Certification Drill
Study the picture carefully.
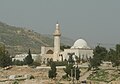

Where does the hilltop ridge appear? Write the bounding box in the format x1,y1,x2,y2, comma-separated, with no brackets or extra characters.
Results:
0,21,74,54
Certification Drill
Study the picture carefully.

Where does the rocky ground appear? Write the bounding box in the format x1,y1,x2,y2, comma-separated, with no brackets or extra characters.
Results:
0,66,120,84
0,66,51,84
0,66,89,84
0,66,70,84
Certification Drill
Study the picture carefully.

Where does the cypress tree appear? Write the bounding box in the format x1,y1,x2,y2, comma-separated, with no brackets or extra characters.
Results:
48,59,57,79
24,49,33,65
0,44,12,67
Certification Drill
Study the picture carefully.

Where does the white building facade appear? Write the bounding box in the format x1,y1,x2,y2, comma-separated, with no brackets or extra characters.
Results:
12,54,40,61
61,39,93,61
41,23,93,63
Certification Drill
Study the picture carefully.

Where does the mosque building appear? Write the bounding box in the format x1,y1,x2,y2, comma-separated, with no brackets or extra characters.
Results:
41,23,93,63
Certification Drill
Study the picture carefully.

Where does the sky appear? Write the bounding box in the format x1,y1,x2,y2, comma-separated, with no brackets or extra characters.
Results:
0,0,120,47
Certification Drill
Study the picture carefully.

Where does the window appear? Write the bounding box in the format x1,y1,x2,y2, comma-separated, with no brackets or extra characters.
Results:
46,50,53,54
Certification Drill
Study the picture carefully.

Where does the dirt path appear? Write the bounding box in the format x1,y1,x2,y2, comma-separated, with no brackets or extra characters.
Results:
80,71,92,81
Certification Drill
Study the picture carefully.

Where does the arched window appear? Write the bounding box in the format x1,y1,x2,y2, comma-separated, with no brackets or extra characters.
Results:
46,50,53,54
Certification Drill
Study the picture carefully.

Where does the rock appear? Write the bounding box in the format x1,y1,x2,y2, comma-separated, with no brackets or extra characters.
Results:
9,75,16,80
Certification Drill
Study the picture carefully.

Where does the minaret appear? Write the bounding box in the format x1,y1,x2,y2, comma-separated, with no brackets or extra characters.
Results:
53,22,61,61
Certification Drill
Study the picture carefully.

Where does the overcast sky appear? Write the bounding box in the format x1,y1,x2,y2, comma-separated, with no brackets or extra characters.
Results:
0,0,120,47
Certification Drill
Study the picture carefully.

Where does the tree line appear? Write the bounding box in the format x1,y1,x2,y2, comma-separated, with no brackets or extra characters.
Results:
89,44,120,70
0,44,33,67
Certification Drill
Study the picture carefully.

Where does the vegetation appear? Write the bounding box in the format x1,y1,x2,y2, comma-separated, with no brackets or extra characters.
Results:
12,59,24,66
68,53,75,64
88,69,120,83
63,64,80,80
89,44,120,70
75,66,80,80
60,45,71,51
0,44,12,67
74,55,81,64
88,70,109,82
24,49,33,65
89,46,108,69
48,59,57,79
12,55,40,66
63,54,80,81
12,80,19,84
63,63,74,78
111,44,120,69
0,21,53,54
0,21,73,54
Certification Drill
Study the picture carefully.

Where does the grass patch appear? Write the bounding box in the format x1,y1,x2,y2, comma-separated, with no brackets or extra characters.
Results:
88,69,120,83
87,69,110,83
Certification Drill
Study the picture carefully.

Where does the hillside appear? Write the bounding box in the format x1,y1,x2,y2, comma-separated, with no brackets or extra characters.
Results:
0,21,73,54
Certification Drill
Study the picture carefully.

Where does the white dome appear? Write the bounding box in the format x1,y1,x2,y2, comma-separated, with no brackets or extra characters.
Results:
71,39,89,49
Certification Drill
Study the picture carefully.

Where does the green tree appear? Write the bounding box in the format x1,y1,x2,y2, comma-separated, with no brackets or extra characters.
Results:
12,59,24,66
62,53,75,78
75,66,80,81
108,49,116,62
93,46,108,61
75,55,81,64
24,49,33,65
89,45,108,69
68,53,75,64
112,44,120,69
63,64,81,83
63,63,74,77
89,57,101,69
48,60,57,79
0,44,12,67
48,70,53,79
60,45,71,51
89,44,120,70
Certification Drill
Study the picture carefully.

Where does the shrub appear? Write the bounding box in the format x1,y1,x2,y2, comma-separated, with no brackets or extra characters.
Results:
12,59,24,66
12,80,19,84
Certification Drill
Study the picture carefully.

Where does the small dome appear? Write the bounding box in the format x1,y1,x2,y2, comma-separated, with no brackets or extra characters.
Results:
71,39,89,49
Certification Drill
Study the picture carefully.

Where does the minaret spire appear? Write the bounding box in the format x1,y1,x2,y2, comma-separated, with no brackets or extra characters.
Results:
54,22,61,36
53,22,61,61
